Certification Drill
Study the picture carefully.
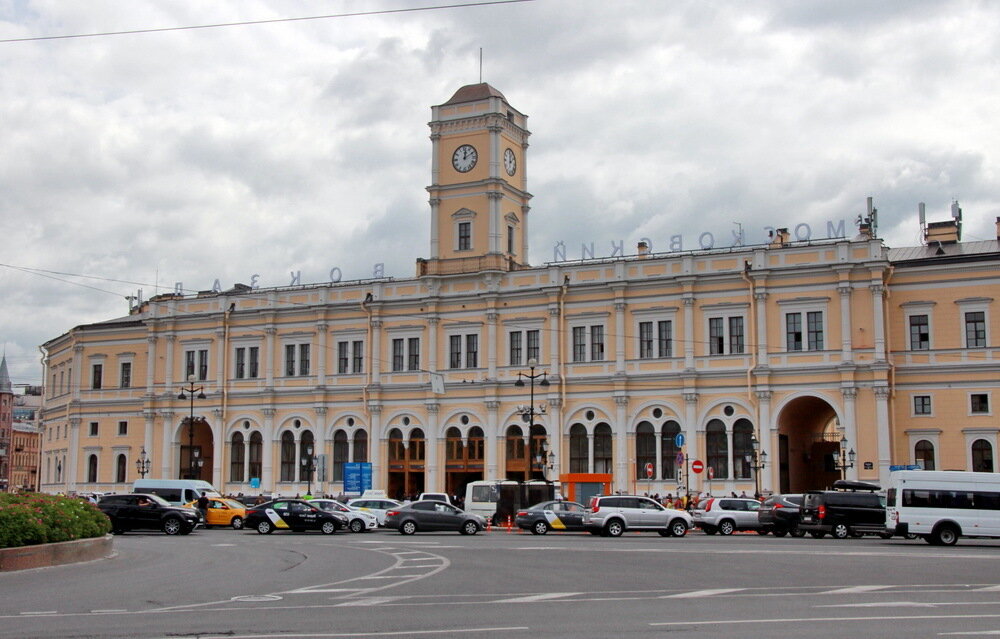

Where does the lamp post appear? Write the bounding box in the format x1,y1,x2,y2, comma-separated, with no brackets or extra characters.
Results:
834,436,856,480
534,439,556,481
135,447,151,479
177,375,206,480
748,435,768,498
301,445,315,497
514,358,551,480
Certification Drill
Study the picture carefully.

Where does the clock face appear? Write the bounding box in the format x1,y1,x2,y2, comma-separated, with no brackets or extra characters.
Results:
504,148,517,176
452,144,478,173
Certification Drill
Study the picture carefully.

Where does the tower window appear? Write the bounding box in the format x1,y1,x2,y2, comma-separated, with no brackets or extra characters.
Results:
507,225,514,255
458,222,471,251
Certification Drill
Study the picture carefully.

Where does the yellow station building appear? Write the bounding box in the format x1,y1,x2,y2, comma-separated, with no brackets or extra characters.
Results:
39,84,1000,500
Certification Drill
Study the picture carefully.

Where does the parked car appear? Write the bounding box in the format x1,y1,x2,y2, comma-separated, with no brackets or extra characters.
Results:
346,497,403,526
418,492,452,505
182,497,247,529
384,500,485,535
799,480,891,539
310,499,378,532
691,497,765,535
515,500,587,535
99,493,202,535
757,494,805,537
583,495,692,537
244,499,348,535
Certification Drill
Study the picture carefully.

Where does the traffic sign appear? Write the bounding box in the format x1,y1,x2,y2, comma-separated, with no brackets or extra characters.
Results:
645,462,654,479
676,452,685,466
708,466,715,479
691,459,705,474
675,433,685,448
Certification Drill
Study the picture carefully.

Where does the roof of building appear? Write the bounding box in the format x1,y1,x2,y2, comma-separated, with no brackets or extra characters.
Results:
888,239,1000,264
0,355,11,394
441,83,508,106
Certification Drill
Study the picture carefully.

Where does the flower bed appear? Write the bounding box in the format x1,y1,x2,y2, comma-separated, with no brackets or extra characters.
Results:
0,492,111,549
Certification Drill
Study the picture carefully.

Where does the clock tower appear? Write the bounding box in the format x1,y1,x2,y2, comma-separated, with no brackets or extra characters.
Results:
420,83,531,275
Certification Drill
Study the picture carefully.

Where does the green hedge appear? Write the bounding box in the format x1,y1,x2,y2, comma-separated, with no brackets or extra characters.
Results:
0,493,111,549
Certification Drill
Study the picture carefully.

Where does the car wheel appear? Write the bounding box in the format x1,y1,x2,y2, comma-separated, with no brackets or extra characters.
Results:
400,520,417,535
349,519,365,533
461,521,479,536
532,520,549,535
831,523,850,539
757,529,769,536
718,520,735,536
905,533,918,540
791,528,806,538
256,520,273,535
773,529,788,538
321,521,337,535
162,517,183,536
932,524,959,546
231,516,244,530
669,519,688,537
605,520,624,537
809,531,825,539
703,526,717,535
878,532,893,540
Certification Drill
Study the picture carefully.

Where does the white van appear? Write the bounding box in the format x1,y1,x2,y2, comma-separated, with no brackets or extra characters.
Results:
132,479,221,506
886,470,1000,545
464,480,517,522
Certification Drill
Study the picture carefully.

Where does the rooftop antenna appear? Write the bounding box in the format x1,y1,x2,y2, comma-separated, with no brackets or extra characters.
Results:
479,48,483,83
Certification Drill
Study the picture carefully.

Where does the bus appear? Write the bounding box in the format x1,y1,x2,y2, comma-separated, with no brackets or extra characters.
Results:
464,480,556,525
885,470,1000,546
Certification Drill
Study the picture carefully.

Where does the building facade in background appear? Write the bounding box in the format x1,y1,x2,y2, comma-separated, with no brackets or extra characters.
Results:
38,84,1000,500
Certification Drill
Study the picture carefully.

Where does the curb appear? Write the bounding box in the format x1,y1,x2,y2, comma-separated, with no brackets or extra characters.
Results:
0,534,114,573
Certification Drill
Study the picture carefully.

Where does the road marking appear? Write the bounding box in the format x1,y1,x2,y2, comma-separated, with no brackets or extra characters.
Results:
939,631,1000,636
494,592,580,603
90,609,127,613
651,614,1000,627
980,586,1000,592
211,543,236,547
663,588,745,599
335,597,398,607
287,589,364,594
167,628,530,638
817,601,937,608
821,585,893,595
20,611,57,615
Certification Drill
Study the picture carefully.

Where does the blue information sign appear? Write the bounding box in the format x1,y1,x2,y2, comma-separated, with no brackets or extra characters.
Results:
249,477,260,489
675,433,685,448
344,462,373,494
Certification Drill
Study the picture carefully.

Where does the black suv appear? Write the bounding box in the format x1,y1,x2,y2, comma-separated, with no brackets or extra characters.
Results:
99,493,203,535
799,481,890,539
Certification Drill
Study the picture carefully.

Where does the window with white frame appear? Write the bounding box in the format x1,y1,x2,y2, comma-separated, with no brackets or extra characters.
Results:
707,315,746,355
448,332,480,369
283,342,311,377
337,340,364,374
119,361,132,388
508,328,540,366
457,221,472,251
89,421,98,436
91,363,103,389
234,345,260,379
569,322,606,363
184,348,209,381
913,395,931,416
908,314,930,350
785,311,824,351
971,393,990,415
965,311,987,348
118,420,128,436
638,320,672,359
390,337,420,372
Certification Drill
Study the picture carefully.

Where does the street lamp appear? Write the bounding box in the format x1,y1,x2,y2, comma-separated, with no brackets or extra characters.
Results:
534,439,556,481
301,445,315,497
177,375,206,480
748,435,768,498
514,358,551,480
135,447,151,479
834,436,856,480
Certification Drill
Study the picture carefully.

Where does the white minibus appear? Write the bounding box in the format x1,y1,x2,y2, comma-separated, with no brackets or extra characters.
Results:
132,479,221,506
886,470,1000,545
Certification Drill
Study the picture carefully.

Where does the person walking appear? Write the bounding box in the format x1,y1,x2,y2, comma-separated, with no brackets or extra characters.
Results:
196,493,210,520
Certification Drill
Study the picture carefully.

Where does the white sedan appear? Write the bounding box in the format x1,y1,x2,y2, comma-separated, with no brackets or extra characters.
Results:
346,498,403,526
310,499,378,533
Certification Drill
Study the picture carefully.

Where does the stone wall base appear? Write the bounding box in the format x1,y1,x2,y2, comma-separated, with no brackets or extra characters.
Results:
0,535,114,572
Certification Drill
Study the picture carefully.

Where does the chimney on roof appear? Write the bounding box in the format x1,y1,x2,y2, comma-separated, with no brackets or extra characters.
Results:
769,228,789,247
637,240,650,258
923,200,963,245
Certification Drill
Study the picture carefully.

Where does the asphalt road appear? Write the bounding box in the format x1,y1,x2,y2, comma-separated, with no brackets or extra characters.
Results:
4,527,1000,638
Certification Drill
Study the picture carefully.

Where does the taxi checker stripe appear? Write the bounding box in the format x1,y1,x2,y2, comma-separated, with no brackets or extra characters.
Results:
545,512,567,530
265,508,290,529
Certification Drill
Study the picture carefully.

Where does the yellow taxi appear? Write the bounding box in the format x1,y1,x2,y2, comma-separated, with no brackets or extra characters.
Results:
184,497,248,529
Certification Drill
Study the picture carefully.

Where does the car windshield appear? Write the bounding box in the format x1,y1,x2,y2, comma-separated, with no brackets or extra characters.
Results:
146,494,171,506
224,500,245,509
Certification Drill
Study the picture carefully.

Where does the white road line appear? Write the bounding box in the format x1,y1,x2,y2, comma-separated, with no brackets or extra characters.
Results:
651,613,1000,627
90,609,128,613
287,589,365,594
493,592,580,603
939,631,1000,635
980,586,1000,592
20,611,57,615
335,597,399,607
663,588,745,599
819,602,1000,609
167,628,530,639
821,585,893,595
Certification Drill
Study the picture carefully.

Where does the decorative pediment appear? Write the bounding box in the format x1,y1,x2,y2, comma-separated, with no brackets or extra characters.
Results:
504,212,520,225
452,208,477,220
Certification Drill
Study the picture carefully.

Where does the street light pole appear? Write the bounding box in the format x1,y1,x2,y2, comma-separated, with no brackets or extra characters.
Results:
514,358,551,481
177,375,206,480
834,435,856,480
135,447,151,479
749,435,768,498
301,445,315,497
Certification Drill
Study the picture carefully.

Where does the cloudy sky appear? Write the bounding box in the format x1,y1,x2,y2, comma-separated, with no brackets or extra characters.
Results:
1,0,998,386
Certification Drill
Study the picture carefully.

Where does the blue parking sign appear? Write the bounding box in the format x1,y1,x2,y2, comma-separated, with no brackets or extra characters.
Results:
675,433,685,448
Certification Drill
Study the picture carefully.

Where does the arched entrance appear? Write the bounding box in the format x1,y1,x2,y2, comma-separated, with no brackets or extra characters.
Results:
776,396,841,492
179,416,213,481
386,428,425,500
445,426,484,497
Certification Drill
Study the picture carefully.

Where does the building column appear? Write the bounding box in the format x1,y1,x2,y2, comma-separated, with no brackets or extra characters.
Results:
428,318,439,372
368,404,382,490
756,391,773,492
683,295,695,369
264,326,276,389
159,411,174,479
726,424,735,484
67,418,80,491
370,318,382,383
587,432,595,474
212,408,224,488
426,403,440,492
145,335,158,394
486,309,498,380
839,283,853,361
316,322,328,387
164,335,176,394
488,190,503,254
684,392,698,492
215,329,226,391
841,387,859,481
486,401,500,481
262,408,275,490
614,300,626,375
548,398,562,478
143,410,155,473
871,282,886,361
71,345,83,401
755,291,768,363
614,395,628,492
874,386,891,485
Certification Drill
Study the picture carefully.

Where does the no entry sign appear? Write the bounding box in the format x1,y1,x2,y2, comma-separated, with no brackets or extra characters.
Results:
645,462,654,478
691,459,705,474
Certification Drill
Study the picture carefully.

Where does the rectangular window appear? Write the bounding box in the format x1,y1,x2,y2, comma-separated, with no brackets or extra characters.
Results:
729,317,745,354
248,347,259,378
526,329,540,362
235,347,246,379
407,337,420,371
510,331,523,366
971,393,990,414
658,320,672,357
590,325,605,361
89,421,98,436
909,314,930,350
710,318,724,355
639,321,653,359
91,364,103,389
450,335,462,369
392,338,404,372
507,225,514,255
966,311,986,347
572,326,587,362
118,420,128,436
807,311,824,351
448,334,478,369
786,314,803,351
298,344,310,376
466,334,478,368
285,344,296,376
914,395,931,415
186,350,196,379
352,341,364,373
458,221,471,251
186,349,208,380
337,342,349,374
119,362,131,389
198,349,208,380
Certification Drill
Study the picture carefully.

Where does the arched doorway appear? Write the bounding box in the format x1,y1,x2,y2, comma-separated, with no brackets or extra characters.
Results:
179,416,213,481
505,425,528,481
386,428,425,500
776,396,841,492
445,426,484,497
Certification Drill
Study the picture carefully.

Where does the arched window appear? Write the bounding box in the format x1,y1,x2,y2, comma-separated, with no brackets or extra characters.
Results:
300,430,315,482
594,423,612,474
468,426,484,462
706,419,728,480
230,432,245,482
333,431,349,481
248,432,262,481
660,421,680,480
506,425,525,462
635,422,656,480
972,439,994,472
409,429,425,461
388,428,404,462
732,419,754,480
570,424,588,473
115,454,127,483
280,431,296,482
353,430,368,463
915,440,935,470
87,454,98,483
446,427,464,462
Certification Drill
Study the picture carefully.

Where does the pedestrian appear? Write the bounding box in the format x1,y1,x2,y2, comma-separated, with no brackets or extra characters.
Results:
196,493,210,519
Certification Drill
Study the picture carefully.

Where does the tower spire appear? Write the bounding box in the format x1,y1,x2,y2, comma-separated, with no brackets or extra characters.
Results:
0,355,11,394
